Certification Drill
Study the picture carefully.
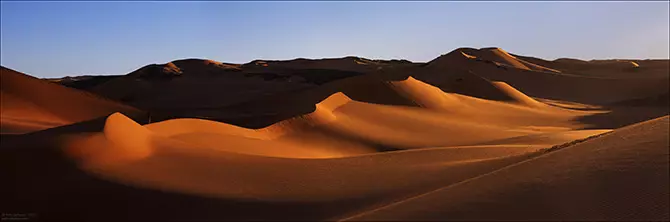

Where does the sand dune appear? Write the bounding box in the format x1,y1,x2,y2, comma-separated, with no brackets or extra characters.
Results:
72,74,603,159
514,54,669,79
0,67,142,134
215,69,574,129
343,116,669,221
447,47,560,73
421,48,668,105
116,86,599,158
2,47,668,221
241,56,395,73
489,81,548,108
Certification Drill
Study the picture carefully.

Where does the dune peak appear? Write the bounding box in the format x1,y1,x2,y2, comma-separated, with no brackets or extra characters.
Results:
102,112,154,161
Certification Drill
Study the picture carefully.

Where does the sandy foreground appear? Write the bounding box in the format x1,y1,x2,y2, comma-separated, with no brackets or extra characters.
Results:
1,48,668,221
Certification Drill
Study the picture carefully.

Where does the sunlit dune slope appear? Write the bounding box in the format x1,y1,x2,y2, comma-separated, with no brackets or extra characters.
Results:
216,69,568,129
48,111,607,220
0,66,142,134
79,74,603,160
344,115,669,221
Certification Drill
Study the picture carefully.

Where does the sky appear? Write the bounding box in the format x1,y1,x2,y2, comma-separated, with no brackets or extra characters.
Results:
1,1,669,78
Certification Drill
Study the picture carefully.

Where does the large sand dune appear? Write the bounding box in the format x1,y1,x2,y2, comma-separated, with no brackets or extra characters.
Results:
344,116,669,221
0,66,142,134
418,47,668,105
2,47,668,221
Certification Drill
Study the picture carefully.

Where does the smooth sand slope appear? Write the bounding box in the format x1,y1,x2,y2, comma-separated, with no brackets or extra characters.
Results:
344,116,669,221
0,67,142,134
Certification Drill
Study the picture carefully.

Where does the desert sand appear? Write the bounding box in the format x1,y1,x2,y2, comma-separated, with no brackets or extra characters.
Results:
1,47,668,221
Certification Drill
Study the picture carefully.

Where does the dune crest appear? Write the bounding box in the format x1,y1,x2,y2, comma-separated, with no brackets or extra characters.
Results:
387,76,462,110
102,113,154,160
489,81,547,108
261,92,351,135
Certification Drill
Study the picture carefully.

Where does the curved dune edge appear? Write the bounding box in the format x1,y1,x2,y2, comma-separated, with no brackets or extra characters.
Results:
489,81,548,108
103,113,154,161
488,47,531,70
446,47,560,73
261,92,351,135
484,48,561,73
369,73,563,112
386,76,463,110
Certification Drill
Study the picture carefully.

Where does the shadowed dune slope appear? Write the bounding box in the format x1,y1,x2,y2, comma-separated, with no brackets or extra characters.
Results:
90,59,320,113
513,54,670,79
344,115,669,221
418,48,668,105
0,67,142,134
240,56,408,73
611,92,670,107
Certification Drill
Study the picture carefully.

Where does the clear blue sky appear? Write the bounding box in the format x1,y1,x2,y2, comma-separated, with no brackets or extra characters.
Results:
1,1,669,78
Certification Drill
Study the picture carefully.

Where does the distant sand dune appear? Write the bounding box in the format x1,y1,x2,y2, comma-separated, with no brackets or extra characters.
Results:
421,48,668,104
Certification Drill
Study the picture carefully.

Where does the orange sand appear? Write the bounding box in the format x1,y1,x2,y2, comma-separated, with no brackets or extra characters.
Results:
1,47,668,221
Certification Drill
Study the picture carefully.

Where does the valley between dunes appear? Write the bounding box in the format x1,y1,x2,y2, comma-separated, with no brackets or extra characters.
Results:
1,47,668,221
